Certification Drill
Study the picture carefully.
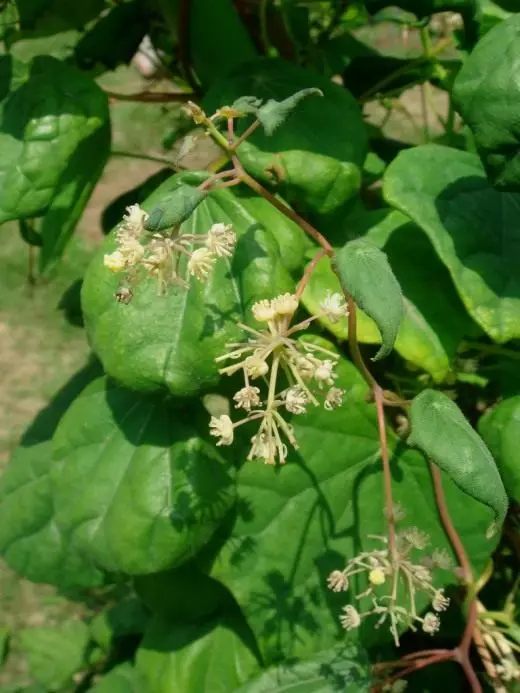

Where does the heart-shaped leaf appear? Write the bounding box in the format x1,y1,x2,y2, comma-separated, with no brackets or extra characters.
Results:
479,396,520,503
82,173,296,397
408,389,508,529
384,144,520,342
336,238,404,360
204,58,366,216
50,377,236,575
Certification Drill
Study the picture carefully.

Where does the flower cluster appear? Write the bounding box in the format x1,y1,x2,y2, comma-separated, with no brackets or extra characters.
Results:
103,204,236,296
209,292,349,465
327,526,453,646
478,604,520,688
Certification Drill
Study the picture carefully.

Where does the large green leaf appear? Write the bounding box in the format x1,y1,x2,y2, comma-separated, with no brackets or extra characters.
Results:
136,612,260,693
408,389,508,529
19,621,89,691
234,643,370,693
204,58,367,216
453,13,520,189
302,211,473,381
82,173,296,397
0,362,104,589
202,357,497,662
479,396,520,503
0,55,110,263
336,238,404,360
88,663,139,693
51,377,236,575
384,144,520,343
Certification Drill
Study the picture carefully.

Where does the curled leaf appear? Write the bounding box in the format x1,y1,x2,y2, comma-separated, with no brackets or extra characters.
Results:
144,185,208,232
257,88,323,135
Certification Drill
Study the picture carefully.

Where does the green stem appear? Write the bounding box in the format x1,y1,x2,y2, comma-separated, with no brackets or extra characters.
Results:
461,340,520,361
111,150,178,168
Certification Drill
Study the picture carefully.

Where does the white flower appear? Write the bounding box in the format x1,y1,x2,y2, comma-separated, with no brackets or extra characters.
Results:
313,359,336,385
284,386,309,415
422,612,440,635
412,565,432,585
320,291,348,322
248,432,272,463
401,527,430,550
432,590,450,612
252,299,276,323
496,658,520,682
369,568,386,586
327,570,348,592
292,355,315,380
340,605,361,631
121,204,148,236
119,237,145,266
233,386,261,411
188,247,215,281
324,387,344,410
271,293,298,316
431,548,452,570
209,415,234,446
104,250,126,272
244,356,269,379
206,223,236,257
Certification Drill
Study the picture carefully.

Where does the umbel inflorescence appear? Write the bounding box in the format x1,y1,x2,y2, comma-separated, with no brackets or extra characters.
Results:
328,521,453,647
104,204,236,296
209,291,349,465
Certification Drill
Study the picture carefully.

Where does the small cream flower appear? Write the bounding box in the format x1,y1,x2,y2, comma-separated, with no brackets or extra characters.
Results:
324,387,344,410
401,527,430,550
271,293,298,316
496,659,520,682
292,355,315,380
432,590,450,612
233,386,261,411
209,415,234,446
206,223,236,257
422,612,440,634
369,568,386,586
104,250,126,272
340,605,361,631
314,359,336,385
184,101,207,124
284,386,309,415
320,291,348,322
252,299,276,323
248,432,271,462
327,570,348,592
244,356,269,379
121,204,147,236
119,237,145,266
187,247,215,281
431,548,452,570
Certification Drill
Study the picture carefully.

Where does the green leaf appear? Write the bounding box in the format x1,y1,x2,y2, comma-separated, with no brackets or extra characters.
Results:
0,55,110,263
0,362,105,589
145,185,208,232
203,357,498,661
0,628,9,669
82,172,295,397
134,561,231,623
408,389,508,529
90,598,150,652
479,396,520,503
256,88,323,136
234,643,370,692
19,620,89,691
453,13,520,189
302,210,474,381
204,58,366,216
384,144,520,343
88,663,139,693
336,238,404,360
135,612,260,693
14,0,104,31
51,377,236,575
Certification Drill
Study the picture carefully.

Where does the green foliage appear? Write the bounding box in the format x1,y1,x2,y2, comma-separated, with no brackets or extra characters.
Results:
336,238,404,360
19,620,89,691
453,13,520,189
408,389,508,529
235,88,324,136
384,144,520,343
145,184,208,232
204,59,366,215
87,663,139,693
479,396,520,503
89,598,150,651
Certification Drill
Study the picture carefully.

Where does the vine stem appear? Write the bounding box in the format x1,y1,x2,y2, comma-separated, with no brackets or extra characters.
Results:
295,249,328,301
374,384,397,560
104,90,192,103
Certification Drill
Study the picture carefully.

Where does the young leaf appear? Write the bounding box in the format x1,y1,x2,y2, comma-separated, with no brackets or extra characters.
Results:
20,621,89,691
384,144,520,342
453,14,520,189
204,59,366,215
234,643,371,692
479,396,520,504
144,185,208,233
256,88,323,136
335,238,404,359
408,389,508,529
51,378,236,575
136,612,260,693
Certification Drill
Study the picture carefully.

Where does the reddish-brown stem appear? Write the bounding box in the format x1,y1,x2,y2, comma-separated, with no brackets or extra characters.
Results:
210,179,243,189
457,653,482,693
295,249,327,301
374,384,397,559
374,652,452,691
231,119,261,150
104,90,191,103
198,169,238,190
345,298,377,389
